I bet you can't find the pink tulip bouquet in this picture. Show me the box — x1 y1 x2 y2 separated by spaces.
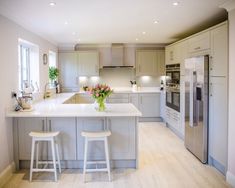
90 84 113 111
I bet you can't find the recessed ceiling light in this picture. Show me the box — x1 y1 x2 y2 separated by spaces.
142 31 146 35
64 21 69 25
49 2 56 6
72 32 76 35
135 38 139 41
173 2 179 6
154 20 159 24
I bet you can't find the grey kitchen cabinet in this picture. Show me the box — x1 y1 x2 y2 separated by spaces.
139 93 160 117
165 45 175 65
77 118 106 160
136 50 158 76
77 51 99 76
18 117 46 160
106 93 129 103
47 118 77 160
58 52 79 92
210 23 228 77
108 117 136 160
129 94 139 109
209 76 228 172
157 50 165 76
188 31 210 54
76 117 136 161
18 117 77 161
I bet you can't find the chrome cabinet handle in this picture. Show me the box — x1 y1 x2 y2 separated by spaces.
49 119 52 131
194 46 201 50
42 119 45 131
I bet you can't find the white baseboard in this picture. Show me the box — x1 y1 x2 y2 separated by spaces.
227 171 235 188
0 162 15 187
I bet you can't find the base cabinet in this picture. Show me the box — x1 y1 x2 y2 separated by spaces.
18 118 46 160
76 118 105 160
108 117 136 160
139 93 160 117
48 118 77 160
76 117 136 161
17 117 77 160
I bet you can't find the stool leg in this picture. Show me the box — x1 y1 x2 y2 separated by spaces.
104 137 111 181
51 139 57 182
83 138 88 182
55 143 61 173
29 138 35 182
35 142 39 169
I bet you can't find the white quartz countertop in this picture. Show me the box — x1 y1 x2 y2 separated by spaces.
6 93 142 118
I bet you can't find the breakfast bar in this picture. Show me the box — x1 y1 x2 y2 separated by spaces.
6 93 142 170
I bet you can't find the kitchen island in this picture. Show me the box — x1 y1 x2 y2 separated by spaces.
6 93 142 170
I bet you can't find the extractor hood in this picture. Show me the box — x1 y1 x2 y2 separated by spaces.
102 44 133 68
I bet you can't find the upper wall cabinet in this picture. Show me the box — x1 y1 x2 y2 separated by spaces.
59 52 79 92
188 31 210 54
210 24 228 77
77 51 99 76
136 50 165 76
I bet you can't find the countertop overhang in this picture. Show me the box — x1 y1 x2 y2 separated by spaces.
6 93 142 118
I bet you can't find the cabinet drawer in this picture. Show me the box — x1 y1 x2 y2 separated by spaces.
189 31 210 53
107 98 129 103
108 93 129 99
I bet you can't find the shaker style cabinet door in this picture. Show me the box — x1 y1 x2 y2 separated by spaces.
76 118 106 160
210 23 228 77
136 50 158 76
18 117 46 160
58 52 79 92
47 118 77 160
77 51 99 76
108 117 136 160
209 77 228 171
139 93 160 117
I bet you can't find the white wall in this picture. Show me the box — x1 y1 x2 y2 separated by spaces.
0 15 57 174
227 8 235 186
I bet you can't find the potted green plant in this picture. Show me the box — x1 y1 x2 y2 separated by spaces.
49 67 59 85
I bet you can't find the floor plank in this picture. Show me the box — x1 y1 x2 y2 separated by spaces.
3 122 231 188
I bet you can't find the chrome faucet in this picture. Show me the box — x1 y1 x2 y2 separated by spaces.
43 83 50 99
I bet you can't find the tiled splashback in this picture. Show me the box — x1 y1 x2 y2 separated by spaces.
79 68 161 88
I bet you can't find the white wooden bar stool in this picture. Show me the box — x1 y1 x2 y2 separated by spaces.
29 131 61 182
81 130 111 182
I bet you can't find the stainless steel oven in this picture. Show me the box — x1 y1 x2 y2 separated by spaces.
166 64 180 112
166 88 180 112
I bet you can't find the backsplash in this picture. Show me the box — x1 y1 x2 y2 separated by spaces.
79 68 161 88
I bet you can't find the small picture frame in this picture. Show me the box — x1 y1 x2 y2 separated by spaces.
43 53 48 65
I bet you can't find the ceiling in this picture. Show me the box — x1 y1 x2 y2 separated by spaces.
0 0 229 46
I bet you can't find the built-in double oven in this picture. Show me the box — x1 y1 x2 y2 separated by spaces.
165 64 180 112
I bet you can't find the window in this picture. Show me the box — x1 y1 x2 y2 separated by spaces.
49 50 57 68
18 39 39 92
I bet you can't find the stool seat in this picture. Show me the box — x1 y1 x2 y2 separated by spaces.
29 131 60 138
81 131 111 138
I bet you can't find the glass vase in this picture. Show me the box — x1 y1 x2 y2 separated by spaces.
96 97 106 111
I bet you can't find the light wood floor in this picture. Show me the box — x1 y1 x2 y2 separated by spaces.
3 122 231 188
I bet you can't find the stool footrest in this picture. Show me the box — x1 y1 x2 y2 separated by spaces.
86 161 107 165
85 168 109 172
32 169 56 172
37 161 60 165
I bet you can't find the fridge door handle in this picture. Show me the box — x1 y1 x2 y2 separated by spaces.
189 71 197 127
